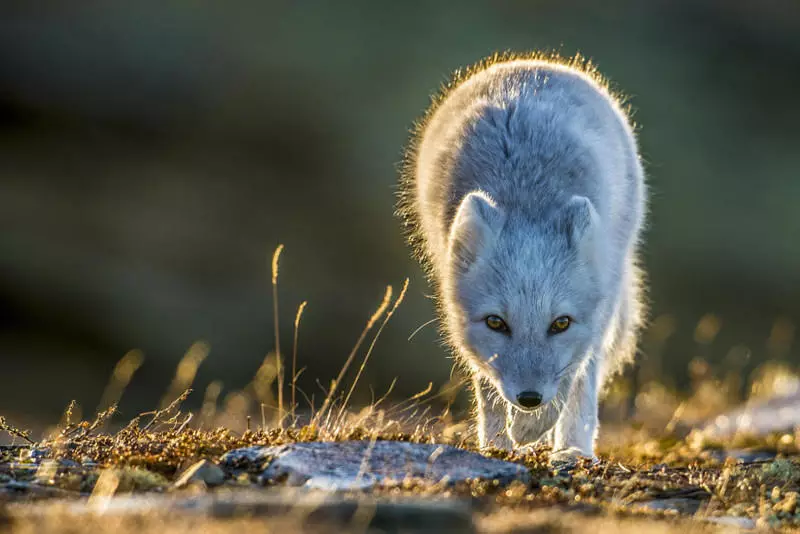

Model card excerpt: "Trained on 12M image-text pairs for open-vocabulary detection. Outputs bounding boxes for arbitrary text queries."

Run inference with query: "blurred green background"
[1,0,799,427]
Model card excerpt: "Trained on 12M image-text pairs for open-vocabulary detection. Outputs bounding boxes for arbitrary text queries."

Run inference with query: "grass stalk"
[311,285,393,428]
[291,300,308,424]
[271,244,284,427]
[338,279,409,423]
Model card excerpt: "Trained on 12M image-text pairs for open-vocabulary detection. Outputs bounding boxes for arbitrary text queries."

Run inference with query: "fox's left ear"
[562,196,603,261]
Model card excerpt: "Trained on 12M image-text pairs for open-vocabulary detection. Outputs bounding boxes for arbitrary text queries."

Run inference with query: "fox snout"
[509,388,553,412]
[516,390,543,409]
[495,379,558,413]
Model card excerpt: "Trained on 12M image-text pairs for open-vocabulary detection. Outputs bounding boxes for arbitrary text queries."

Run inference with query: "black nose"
[517,390,543,409]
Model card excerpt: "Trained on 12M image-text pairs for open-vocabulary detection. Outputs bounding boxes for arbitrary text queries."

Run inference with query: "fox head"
[443,191,608,412]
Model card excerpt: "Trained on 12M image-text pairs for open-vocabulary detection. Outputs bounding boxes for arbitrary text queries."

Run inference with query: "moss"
[761,459,800,483]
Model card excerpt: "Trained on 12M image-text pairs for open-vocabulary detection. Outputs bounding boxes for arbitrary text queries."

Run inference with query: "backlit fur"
[397,53,647,458]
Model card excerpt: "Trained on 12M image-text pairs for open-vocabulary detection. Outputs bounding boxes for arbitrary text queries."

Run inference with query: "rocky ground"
[1,394,800,534]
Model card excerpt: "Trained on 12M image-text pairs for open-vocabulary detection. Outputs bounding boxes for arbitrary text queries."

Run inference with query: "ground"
[1,397,799,533]
[1,274,798,532]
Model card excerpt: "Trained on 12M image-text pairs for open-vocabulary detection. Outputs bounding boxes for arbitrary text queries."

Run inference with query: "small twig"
[143,389,192,431]
[70,404,117,441]
[163,411,184,428]
[0,416,34,444]
[63,400,77,428]
[176,412,194,434]
[58,400,82,439]
[118,415,142,436]
[293,381,314,418]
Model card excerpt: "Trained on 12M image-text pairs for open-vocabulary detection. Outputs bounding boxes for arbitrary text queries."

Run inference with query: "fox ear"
[448,191,502,273]
[562,195,602,259]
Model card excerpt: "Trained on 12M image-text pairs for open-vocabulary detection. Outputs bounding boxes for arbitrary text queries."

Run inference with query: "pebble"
[173,460,225,489]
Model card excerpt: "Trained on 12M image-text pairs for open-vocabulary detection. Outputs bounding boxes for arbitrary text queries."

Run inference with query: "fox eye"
[485,315,509,333]
[548,316,572,335]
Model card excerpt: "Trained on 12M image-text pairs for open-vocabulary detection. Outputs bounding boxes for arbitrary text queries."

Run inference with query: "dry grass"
[1,362,798,530]
[2,247,800,532]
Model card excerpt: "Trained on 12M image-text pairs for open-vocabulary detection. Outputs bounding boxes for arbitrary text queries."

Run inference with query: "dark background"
[2,0,799,429]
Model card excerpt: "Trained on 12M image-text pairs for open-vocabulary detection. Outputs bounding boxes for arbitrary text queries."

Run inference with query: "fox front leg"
[551,356,600,463]
[473,377,513,450]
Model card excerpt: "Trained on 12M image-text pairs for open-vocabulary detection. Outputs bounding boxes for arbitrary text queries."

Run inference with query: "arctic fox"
[398,55,646,460]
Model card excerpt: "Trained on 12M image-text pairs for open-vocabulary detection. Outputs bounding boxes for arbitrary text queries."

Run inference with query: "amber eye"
[548,316,572,335]
[485,315,509,333]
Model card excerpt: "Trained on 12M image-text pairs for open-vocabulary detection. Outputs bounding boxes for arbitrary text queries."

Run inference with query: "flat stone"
[220,441,530,490]
[174,460,225,489]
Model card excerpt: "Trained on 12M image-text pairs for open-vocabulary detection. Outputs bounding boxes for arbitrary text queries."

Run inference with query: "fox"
[397,54,647,462]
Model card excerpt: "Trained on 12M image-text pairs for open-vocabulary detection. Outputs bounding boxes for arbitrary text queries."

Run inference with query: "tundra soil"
[1,418,799,533]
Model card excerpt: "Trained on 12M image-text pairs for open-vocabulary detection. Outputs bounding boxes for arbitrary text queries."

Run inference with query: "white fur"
[401,57,647,459]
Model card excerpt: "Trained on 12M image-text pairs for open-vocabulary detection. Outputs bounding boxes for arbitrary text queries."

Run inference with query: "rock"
[699,392,800,440]
[27,448,50,464]
[221,441,530,491]
[707,449,777,464]
[639,497,703,515]
[705,516,757,529]
[174,460,225,489]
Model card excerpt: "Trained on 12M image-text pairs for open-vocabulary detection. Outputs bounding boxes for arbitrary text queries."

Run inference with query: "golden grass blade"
[291,300,307,424]
[159,342,208,410]
[339,279,409,422]
[408,317,438,341]
[387,376,470,418]
[251,352,278,415]
[200,381,223,428]
[311,285,393,428]
[409,382,434,402]
[97,349,144,412]
[372,377,398,410]
[271,244,285,427]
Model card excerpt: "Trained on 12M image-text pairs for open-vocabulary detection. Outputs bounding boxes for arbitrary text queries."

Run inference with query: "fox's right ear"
[447,191,502,273]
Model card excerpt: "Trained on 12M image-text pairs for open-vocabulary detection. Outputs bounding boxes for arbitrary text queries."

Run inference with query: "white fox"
[398,55,646,461]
